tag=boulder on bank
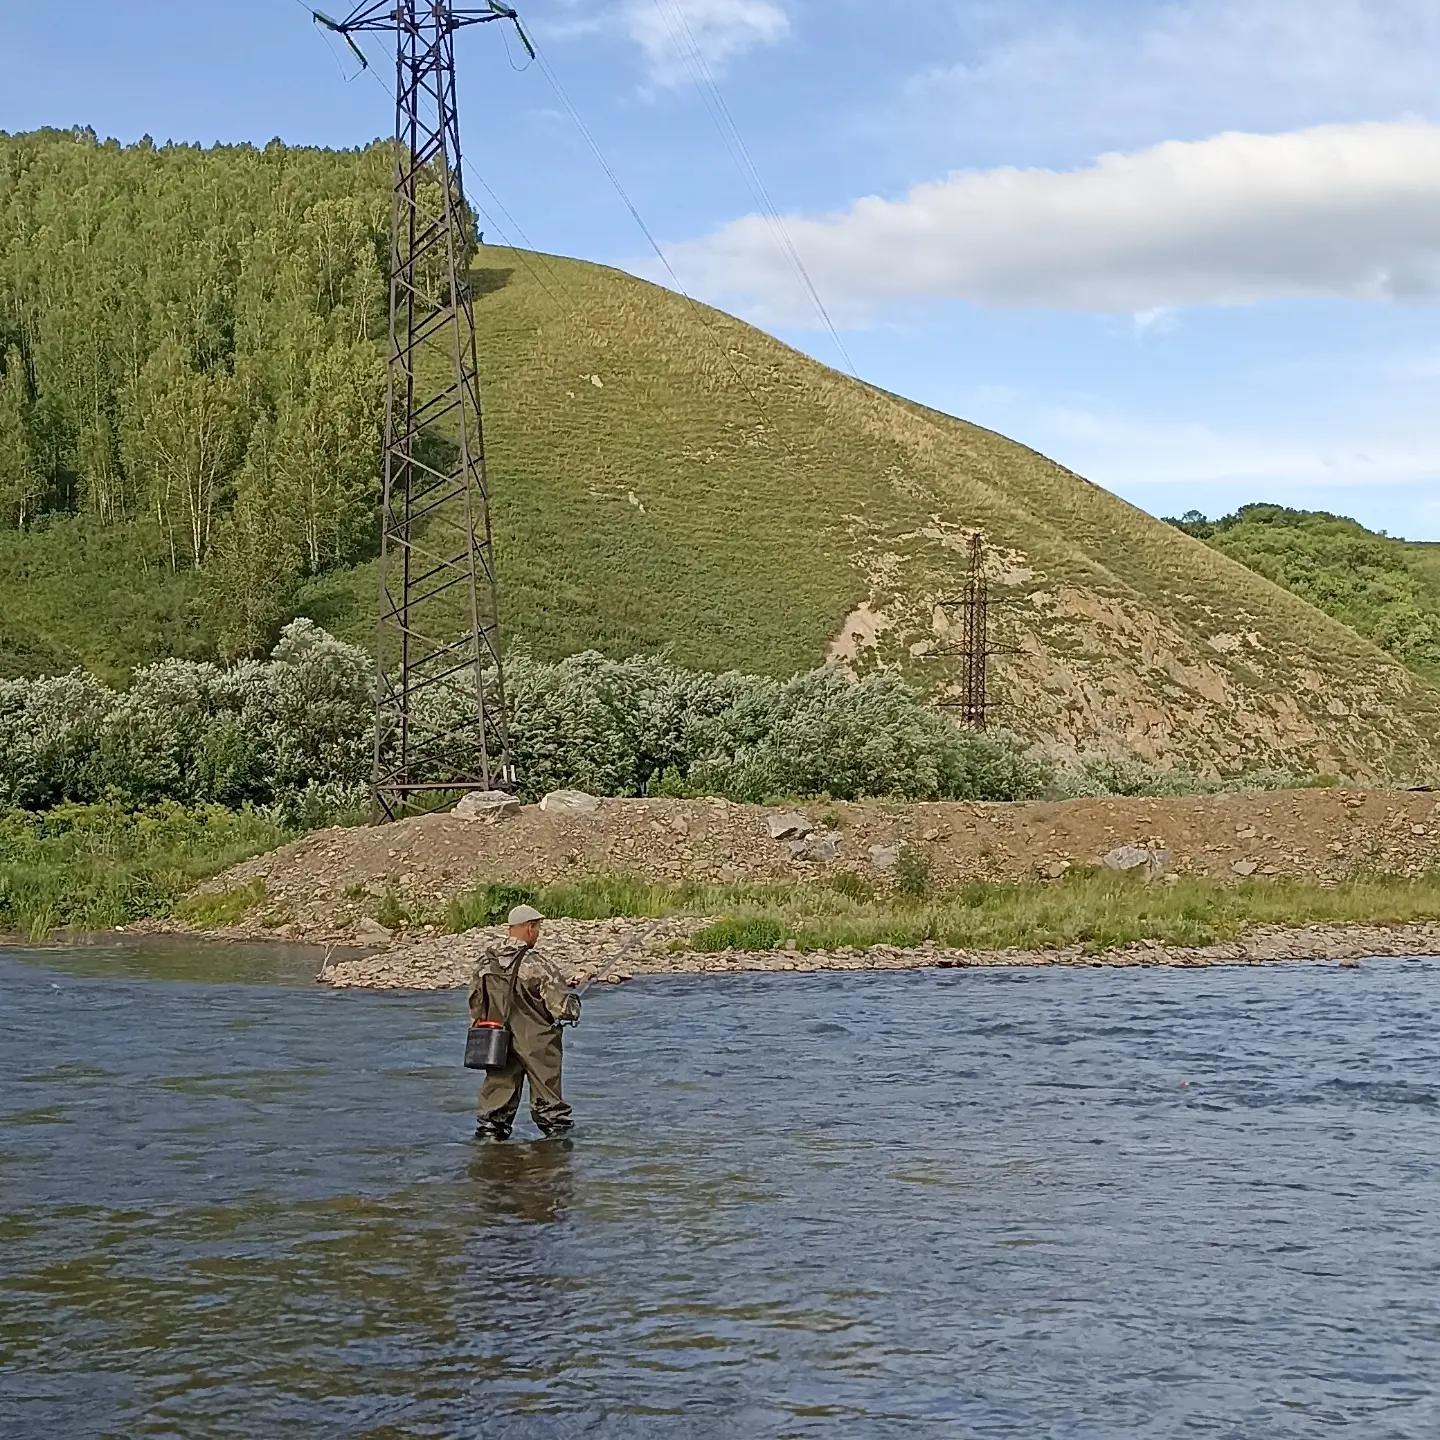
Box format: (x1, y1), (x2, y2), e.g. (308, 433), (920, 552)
(353, 917), (395, 945)
(539, 789), (602, 817)
(789, 833), (840, 864)
(767, 811), (815, 841)
(1103, 844), (1171, 880)
(454, 790), (521, 821)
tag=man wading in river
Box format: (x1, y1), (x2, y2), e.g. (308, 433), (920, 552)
(468, 905), (582, 1140)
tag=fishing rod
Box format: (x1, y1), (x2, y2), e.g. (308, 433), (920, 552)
(568, 921), (666, 1002)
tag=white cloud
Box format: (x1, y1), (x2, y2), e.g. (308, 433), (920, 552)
(621, 0), (790, 86)
(665, 121), (1440, 321)
(912, 0), (1440, 153)
(952, 388), (1440, 536)
(1034, 406), (1440, 491)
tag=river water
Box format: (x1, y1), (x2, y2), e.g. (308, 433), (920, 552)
(4, 943), (1440, 1438)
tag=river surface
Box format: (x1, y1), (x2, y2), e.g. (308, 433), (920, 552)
(4, 943), (1440, 1438)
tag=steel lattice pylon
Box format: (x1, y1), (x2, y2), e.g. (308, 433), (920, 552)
(322, 3), (525, 819)
(960, 531), (989, 731)
(933, 531), (1017, 732)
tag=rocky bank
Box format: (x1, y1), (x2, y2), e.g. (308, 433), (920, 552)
(193, 786), (1440, 949)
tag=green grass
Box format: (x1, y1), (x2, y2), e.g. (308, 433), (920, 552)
(442, 881), (541, 933)
(692, 916), (786, 952)
(438, 867), (1440, 956)
(0, 519), (210, 683)
(173, 878), (268, 931)
(0, 804), (292, 939)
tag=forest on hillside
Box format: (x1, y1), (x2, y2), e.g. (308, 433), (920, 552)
(0, 127), (392, 661)
(1168, 505), (1440, 678)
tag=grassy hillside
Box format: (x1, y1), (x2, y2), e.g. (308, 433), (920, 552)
(3, 133), (1440, 779)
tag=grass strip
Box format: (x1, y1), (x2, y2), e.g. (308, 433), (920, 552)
(444, 869), (1440, 955)
(0, 803), (292, 939)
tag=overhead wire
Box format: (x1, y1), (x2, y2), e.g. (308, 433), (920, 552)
(293, 1), (811, 468)
(525, 36), (805, 462)
(293, 8), (737, 488)
(648, 0), (859, 380)
(353, 32), (583, 320)
(292, 0), (581, 318)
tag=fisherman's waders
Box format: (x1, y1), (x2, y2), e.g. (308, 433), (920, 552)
(464, 946), (529, 1072)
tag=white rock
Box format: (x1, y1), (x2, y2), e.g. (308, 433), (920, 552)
(869, 843), (902, 871)
(539, 789), (602, 817)
(767, 811), (815, 841)
(454, 790), (521, 820)
(1231, 860), (1260, 877)
(1103, 845), (1171, 879)
(354, 917), (395, 945)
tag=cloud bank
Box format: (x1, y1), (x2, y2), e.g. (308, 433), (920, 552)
(622, 0), (790, 86)
(667, 122), (1440, 320)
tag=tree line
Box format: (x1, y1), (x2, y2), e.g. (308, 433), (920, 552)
(1168, 504), (1440, 677)
(0, 128), (392, 656)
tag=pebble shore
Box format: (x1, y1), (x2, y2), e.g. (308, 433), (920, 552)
(319, 918), (1440, 991)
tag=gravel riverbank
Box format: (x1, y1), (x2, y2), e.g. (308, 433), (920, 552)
(320, 918), (1440, 991)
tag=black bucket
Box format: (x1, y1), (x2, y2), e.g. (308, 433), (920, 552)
(465, 1022), (511, 1071)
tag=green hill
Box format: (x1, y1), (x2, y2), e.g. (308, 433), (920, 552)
(3, 128), (1440, 781)
(1169, 506), (1440, 680)
(1403, 540), (1440, 606)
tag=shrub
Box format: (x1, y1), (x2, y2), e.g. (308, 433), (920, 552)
(827, 870), (876, 902)
(691, 915), (786, 952)
(0, 671), (114, 808)
(444, 881), (540, 933)
(1056, 754), (1333, 800)
(895, 845), (933, 899)
(1, 624), (1321, 814)
(372, 884), (413, 932)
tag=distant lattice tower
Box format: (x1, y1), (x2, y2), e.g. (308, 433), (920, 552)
(933, 530), (1015, 731)
(960, 531), (990, 730)
(315, 3), (532, 819)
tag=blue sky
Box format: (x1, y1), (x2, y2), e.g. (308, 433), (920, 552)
(5, 0), (1439, 537)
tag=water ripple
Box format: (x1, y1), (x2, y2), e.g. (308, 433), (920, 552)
(3, 948), (1440, 1436)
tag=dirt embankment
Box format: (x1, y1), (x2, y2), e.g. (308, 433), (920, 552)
(195, 786), (1440, 951)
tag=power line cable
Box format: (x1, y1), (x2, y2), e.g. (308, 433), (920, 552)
(294, 0), (580, 318)
(526, 38), (805, 462)
(649, 0), (859, 379)
(294, 2), (810, 468)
